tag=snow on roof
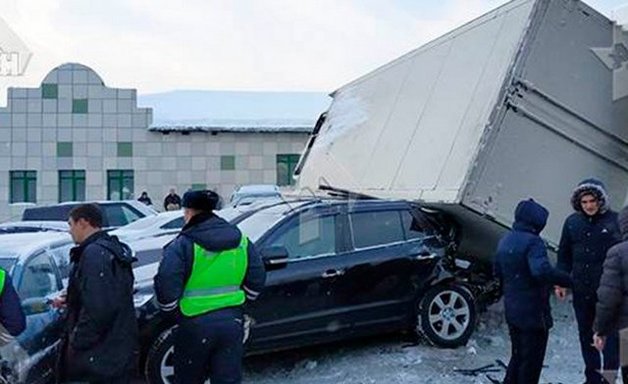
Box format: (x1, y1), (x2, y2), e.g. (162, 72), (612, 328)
(140, 90), (330, 133)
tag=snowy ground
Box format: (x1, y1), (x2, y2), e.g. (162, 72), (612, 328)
(131, 296), (613, 383)
(242, 297), (607, 384)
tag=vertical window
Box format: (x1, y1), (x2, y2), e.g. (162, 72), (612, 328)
(57, 142), (73, 157)
(72, 99), (88, 114)
(107, 170), (134, 201)
(221, 155), (235, 171)
(276, 154), (300, 186)
(42, 84), (58, 99)
(10, 170), (36, 203)
(59, 170), (86, 202)
(117, 142), (133, 157)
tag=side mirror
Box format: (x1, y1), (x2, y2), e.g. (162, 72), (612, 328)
(21, 297), (51, 316)
(261, 246), (289, 270)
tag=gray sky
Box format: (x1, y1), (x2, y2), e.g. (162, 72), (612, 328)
(0, 0), (627, 99)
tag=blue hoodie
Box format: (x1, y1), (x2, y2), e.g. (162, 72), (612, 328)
(494, 199), (572, 330)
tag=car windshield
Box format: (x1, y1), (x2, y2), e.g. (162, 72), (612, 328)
(113, 213), (180, 232)
(236, 202), (307, 242)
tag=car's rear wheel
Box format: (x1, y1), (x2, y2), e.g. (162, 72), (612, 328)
(417, 284), (477, 348)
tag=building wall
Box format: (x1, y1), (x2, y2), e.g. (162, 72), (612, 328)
(0, 63), (308, 221)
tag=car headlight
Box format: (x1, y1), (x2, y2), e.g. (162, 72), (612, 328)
(133, 292), (154, 308)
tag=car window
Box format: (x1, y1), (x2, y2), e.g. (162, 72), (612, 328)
(47, 243), (74, 281)
(160, 217), (185, 230)
(269, 213), (336, 260)
(401, 210), (426, 240)
(19, 252), (59, 300)
(350, 210), (404, 248)
(103, 204), (141, 227)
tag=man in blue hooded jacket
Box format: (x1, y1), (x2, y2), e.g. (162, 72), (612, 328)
(495, 199), (571, 384)
(556, 179), (621, 383)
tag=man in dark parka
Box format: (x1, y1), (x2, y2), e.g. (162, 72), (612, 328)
(556, 179), (621, 383)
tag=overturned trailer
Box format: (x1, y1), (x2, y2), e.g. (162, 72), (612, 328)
(296, 0), (628, 261)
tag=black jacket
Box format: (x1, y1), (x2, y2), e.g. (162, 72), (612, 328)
(557, 179), (620, 296)
(163, 193), (181, 210)
(154, 212), (266, 320)
(594, 206), (628, 336)
(494, 199), (572, 330)
(59, 231), (139, 381)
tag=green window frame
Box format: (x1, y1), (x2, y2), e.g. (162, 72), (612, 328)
(42, 84), (58, 99)
(221, 155), (235, 171)
(107, 170), (134, 201)
(72, 99), (88, 114)
(59, 170), (86, 202)
(276, 154), (301, 186)
(57, 142), (73, 157)
(117, 142), (133, 157)
(10, 170), (36, 203)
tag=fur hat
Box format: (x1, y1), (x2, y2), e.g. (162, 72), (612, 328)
(570, 178), (609, 214)
(182, 190), (221, 211)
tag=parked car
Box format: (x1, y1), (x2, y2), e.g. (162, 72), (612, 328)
(110, 211), (185, 242)
(110, 199), (286, 243)
(229, 184), (282, 207)
(21, 200), (158, 229)
(133, 198), (499, 384)
(0, 221), (69, 234)
(0, 232), (74, 384)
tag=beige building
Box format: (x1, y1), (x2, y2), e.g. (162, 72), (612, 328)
(0, 63), (311, 221)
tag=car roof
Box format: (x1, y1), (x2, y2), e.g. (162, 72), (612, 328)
(0, 220), (69, 229)
(234, 184), (280, 194)
(22, 200), (158, 221)
(0, 232), (73, 259)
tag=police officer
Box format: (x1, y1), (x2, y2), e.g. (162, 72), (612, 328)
(0, 267), (25, 345)
(154, 190), (266, 384)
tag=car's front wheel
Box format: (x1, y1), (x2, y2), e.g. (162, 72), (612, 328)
(145, 326), (177, 384)
(145, 326), (210, 384)
(417, 284), (477, 348)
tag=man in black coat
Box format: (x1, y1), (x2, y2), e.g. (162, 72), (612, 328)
(163, 188), (182, 211)
(57, 204), (139, 384)
(556, 179), (621, 383)
(495, 199), (572, 383)
(593, 205), (628, 383)
(154, 190), (266, 384)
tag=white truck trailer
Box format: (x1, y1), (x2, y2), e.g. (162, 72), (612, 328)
(296, 0), (628, 260)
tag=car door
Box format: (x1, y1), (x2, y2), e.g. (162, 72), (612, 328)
(14, 250), (65, 383)
(245, 204), (352, 351)
(328, 206), (443, 335)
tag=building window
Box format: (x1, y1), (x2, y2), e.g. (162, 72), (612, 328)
(107, 170), (134, 201)
(117, 142), (133, 157)
(42, 84), (58, 99)
(59, 170), (86, 202)
(276, 154), (300, 186)
(57, 142), (73, 157)
(191, 183), (206, 191)
(72, 99), (88, 114)
(221, 155), (235, 171)
(10, 170), (36, 203)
